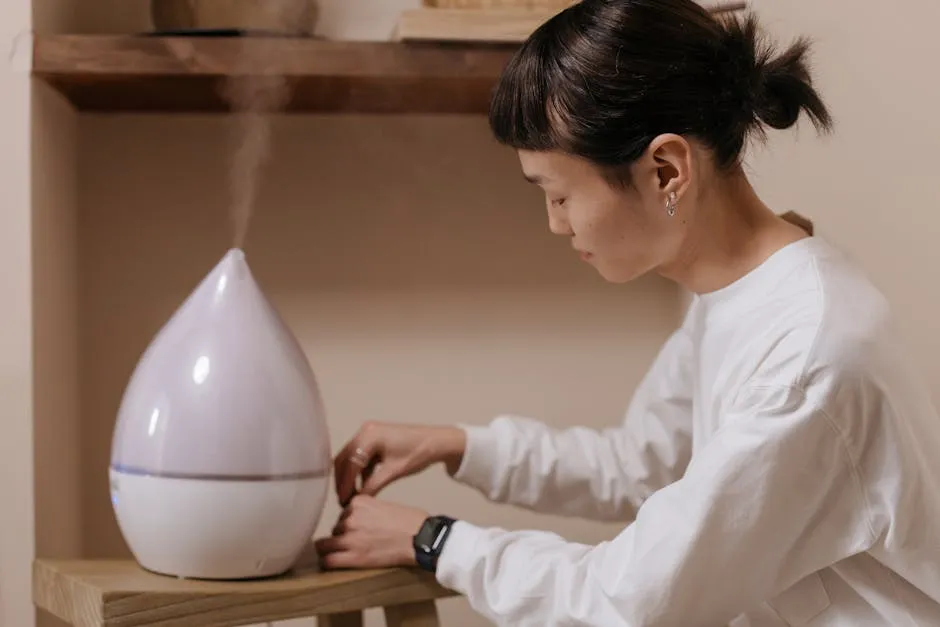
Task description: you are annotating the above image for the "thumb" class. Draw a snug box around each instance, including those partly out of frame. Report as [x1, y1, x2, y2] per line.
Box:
[359, 463, 400, 496]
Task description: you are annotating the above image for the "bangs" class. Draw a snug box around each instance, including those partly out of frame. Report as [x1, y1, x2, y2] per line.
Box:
[487, 11, 576, 153]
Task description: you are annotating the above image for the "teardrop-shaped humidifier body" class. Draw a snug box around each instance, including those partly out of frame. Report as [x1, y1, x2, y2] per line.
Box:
[109, 248, 331, 579]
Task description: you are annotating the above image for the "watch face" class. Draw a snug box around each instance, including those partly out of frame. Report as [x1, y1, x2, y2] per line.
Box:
[415, 518, 448, 554]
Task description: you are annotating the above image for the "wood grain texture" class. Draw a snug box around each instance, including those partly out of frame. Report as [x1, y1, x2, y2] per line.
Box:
[397, 8, 557, 43]
[31, 35, 517, 114]
[384, 600, 440, 627]
[318, 611, 364, 627]
[33, 559, 457, 627]
[399, 2, 748, 44]
[423, 0, 574, 9]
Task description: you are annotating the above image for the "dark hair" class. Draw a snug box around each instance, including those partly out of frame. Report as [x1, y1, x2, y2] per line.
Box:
[489, 0, 833, 181]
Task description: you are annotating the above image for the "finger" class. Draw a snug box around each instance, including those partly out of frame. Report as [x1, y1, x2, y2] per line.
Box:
[332, 515, 350, 536]
[333, 432, 369, 482]
[314, 534, 348, 555]
[333, 438, 360, 499]
[320, 549, 364, 570]
[329, 500, 354, 534]
[315, 534, 369, 570]
[336, 441, 374, 506]
[359, 458, 378, 491]
[359, 462, 397, 496]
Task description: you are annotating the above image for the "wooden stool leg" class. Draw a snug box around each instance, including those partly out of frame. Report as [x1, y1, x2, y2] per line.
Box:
[384, 600, 440, 627]
[319, 610, 365, 627]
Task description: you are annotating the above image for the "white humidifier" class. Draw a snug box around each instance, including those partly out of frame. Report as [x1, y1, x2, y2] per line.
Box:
[109, 248, 331, 579]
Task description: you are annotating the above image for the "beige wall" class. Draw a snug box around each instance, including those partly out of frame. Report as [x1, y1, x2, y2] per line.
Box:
[0, 0, 36, 624]
[77, 114, 678, 627]
[10, 1, 940, 627]
[28, 6, 83, 627]
[32, 0, 83, 577]
[32, 82, 81, 627]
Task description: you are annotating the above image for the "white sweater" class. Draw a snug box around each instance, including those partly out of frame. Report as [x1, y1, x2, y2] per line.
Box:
[437, 236, 940, 626]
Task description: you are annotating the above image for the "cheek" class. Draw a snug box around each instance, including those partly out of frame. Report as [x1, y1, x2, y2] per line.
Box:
[573, 202, 644, 247]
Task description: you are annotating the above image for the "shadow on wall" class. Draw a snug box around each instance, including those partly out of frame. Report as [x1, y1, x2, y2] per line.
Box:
[76, 115, 679, 562]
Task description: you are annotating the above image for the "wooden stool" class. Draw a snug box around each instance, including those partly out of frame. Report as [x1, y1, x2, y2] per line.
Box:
[33, 558, 457, 627]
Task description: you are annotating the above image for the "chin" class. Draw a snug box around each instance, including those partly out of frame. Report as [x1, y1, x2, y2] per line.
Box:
[595, 263, 648, 284]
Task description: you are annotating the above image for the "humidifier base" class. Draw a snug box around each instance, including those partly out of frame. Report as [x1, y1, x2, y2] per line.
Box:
[109, 468, 329, 580]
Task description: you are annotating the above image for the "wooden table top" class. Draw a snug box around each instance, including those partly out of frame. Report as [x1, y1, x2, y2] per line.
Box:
[33, 558, 457, 627]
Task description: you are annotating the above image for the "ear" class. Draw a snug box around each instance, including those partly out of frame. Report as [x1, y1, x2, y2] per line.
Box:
[645, 133, 693, 199]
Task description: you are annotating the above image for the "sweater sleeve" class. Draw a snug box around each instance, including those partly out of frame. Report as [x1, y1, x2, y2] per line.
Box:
[436, 382, 879, 627]
[450, 326, 694, 522]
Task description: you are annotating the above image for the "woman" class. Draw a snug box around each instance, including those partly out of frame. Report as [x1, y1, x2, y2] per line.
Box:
[315, 0, 940, 625]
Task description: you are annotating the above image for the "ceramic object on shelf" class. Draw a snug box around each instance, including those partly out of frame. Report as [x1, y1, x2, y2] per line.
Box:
[109, 248, 331, 580]
[150, 0, 320, 36]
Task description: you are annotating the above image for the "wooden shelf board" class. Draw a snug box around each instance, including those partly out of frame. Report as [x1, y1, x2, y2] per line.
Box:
[31, 35, 518, 114]
[397, 1, 747, 43]
[397, 7, 561, 44]
[33, 558, 457, 627]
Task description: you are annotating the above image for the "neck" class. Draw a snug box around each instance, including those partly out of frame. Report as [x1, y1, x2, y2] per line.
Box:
[658, 167, 811, 294]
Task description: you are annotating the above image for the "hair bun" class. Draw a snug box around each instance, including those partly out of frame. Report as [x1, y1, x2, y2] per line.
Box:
[718, 13, 833, 135]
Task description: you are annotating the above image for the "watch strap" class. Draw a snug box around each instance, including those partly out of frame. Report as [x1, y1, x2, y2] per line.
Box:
[413, 515, 457, 573]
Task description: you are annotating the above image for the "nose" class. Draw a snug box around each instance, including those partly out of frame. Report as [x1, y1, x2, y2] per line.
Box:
[547, 204, 572, 236]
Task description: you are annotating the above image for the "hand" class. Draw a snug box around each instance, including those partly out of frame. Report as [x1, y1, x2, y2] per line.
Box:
[334, 421, 466, 506]
[315, 495, 429, 570]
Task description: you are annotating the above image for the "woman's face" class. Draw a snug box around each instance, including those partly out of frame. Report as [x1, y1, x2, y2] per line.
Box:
[517, 148, 685, 283]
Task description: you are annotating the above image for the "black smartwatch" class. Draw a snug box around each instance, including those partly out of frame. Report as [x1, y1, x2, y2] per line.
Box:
[413, 515, 457, 573]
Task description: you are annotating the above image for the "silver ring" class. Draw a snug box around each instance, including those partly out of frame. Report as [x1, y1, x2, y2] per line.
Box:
[350, 447, 369, 468]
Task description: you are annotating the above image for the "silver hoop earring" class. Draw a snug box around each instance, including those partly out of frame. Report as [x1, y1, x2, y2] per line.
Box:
[666, 192, 678, 217]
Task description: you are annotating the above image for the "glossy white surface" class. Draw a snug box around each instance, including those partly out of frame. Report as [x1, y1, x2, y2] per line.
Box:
[110, 468, 329, 579]
[110, 248, 331, 478]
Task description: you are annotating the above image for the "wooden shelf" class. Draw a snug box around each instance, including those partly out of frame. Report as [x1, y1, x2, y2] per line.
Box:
[33, 558, 458, 627]
[31, 35, 518, 114]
